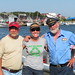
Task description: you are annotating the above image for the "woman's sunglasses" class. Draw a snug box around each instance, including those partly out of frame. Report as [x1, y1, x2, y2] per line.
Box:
[30, 27, 40, 31]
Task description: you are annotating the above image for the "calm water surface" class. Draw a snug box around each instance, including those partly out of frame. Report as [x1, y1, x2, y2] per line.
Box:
[0, 26, 49, 39]
[0, 25, 75, 39]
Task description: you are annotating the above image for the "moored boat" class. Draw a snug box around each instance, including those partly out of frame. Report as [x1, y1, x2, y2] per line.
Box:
[0, 23, 8, 27]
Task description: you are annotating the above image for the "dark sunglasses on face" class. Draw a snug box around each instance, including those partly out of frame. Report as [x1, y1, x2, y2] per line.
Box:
[30, 27, 40, 31]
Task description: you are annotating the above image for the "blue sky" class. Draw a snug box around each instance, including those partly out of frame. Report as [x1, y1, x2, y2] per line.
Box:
[0, 0, 75, 17]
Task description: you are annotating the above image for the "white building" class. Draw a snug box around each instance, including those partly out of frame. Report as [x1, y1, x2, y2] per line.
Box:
[46, 13, 57, 18]
[9, 14, 17, 24]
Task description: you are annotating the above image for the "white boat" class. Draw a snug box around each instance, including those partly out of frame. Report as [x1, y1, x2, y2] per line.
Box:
[26, 22, 33, 26]
[0, 22, 8, 27]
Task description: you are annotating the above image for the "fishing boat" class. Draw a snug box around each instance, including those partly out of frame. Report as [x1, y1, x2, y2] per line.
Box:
[0, 22, 8, 27]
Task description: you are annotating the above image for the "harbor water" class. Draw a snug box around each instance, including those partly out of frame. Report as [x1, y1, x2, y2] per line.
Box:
[0, 25, 75, 39]
[0, 25, 75, 75]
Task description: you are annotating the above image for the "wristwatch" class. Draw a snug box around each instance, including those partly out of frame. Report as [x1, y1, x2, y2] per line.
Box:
[74, 56, 75, 58]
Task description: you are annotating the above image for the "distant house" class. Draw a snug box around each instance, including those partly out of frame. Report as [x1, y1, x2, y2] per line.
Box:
[46, 13, 57, 18]
[9, 14, 18, 23]
[0, 16, 3, 22]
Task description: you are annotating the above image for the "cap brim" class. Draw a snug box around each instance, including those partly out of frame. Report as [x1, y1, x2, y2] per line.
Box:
[48, 22, 56, 27]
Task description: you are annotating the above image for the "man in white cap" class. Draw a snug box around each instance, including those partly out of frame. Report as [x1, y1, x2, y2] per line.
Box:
[44, 18, 75, 75]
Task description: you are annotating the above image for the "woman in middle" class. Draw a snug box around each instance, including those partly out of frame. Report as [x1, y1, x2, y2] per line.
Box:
[22, 23, 47, 75]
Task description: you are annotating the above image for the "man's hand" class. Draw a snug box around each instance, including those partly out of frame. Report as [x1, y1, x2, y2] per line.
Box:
[23, 36, 31, 42]
[0, 58, 3, 75]
[67, 57, 75, 67]
[70, 45, 75, 51]
[40, 34, 45, 38]
[0, 68, 3, 75]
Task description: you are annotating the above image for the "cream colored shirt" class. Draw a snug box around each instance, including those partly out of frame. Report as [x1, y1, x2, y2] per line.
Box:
[0, 35, 23, 70]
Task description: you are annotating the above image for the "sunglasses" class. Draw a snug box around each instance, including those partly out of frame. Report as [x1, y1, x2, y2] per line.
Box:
[30, 27, 40, 31]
